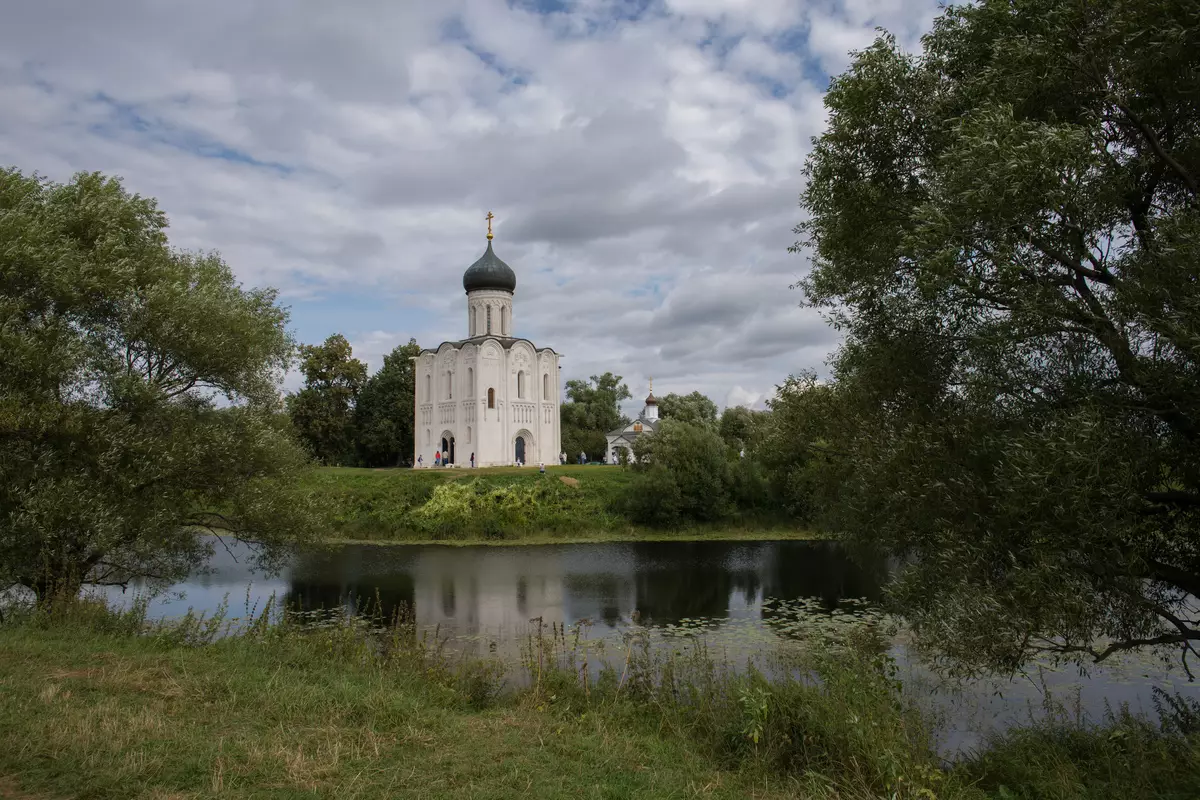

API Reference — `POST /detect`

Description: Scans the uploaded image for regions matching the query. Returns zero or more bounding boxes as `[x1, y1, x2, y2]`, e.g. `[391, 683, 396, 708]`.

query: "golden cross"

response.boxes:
[486, 211, 494, 240]
[649, 377, 653, 393]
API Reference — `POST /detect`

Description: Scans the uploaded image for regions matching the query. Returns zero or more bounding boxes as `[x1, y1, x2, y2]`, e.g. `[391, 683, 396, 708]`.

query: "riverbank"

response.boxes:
[304, 465, 813, 544]
[1, 604, 1197, 799]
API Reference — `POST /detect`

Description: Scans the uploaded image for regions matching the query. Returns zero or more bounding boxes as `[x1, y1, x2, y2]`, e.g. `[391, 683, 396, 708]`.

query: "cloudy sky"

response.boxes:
[1, 0, 940, 413]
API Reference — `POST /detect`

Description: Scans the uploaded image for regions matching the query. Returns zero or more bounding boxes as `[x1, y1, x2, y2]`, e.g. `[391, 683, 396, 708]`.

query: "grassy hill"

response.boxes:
[301, 465, 809, 543]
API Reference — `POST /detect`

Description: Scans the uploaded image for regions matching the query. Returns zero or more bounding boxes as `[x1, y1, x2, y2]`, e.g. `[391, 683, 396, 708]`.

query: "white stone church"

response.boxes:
[412, 217, 562, 467]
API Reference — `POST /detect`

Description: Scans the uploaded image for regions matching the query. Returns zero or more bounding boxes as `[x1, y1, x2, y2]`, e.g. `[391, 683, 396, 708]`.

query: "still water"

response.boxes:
[102, 538, 1198, 755]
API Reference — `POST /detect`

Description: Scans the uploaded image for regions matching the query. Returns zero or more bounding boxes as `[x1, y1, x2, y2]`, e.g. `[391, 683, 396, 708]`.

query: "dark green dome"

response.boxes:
[463, 241, 517, 293]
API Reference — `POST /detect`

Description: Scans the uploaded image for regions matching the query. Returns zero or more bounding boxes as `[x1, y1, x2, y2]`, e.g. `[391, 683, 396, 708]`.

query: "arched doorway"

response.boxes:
[440, 432, 455, 465]
[514, 429, 533, 465]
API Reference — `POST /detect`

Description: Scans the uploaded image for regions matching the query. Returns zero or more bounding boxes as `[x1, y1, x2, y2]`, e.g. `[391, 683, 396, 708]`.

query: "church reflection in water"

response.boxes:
[279, 540, 887, 639]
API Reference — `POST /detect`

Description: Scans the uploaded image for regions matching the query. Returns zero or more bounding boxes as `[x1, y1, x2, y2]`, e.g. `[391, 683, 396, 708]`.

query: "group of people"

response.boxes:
[416, 449, 595, 468]
[417, 451, 477, 469]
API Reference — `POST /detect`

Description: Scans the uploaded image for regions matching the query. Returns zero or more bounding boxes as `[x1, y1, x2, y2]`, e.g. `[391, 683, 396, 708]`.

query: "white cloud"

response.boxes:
[0, 0, 942, 408]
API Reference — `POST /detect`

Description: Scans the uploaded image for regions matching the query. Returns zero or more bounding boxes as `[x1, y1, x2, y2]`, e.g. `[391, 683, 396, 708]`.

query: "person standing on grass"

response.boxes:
[539, 462, 546, 475]
[435, 450, 441, 467]
[417, 454, 423, 469]
[470, 452, 475, 468]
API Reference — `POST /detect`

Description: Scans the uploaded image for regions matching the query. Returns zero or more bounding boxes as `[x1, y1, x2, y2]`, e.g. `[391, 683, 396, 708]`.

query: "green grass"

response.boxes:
[1, 602, 1198, 799]
[303, 465, 814, 544]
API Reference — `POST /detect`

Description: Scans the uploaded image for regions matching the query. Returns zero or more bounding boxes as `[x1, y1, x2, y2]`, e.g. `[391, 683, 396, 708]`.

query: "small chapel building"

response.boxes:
[413, 215, 562, 468]
[605, 383, 659, 464]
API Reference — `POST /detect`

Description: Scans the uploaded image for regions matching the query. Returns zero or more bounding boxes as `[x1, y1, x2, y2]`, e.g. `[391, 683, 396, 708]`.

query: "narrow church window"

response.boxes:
[517, 370, 525, 399]
[502, 306, 509, 336]
[425, 374, 431, 398]
[543, 372, 549, 398]
[467, 426, 472, 443]
[487, 306, 492, 334]
[488, 388, 495, 409]
[467, 367, 473, 395]
[446, 371, 453, 400]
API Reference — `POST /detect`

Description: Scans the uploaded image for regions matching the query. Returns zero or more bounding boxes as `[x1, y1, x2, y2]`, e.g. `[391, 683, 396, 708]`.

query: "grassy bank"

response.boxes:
[2, 603, 1198, 799]
[304, 465, 813, 544]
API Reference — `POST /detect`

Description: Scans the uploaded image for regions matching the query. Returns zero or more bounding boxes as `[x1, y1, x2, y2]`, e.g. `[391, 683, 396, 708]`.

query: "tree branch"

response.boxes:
[1116, 103, 1199, 197]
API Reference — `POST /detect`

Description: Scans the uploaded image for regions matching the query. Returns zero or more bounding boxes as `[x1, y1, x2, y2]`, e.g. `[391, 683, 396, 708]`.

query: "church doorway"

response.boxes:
[514, 436, 525, 465]
[441, 433, 455, 465]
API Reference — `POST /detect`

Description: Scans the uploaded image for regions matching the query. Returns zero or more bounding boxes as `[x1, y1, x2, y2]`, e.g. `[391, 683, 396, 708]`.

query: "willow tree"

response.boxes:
[799, 0, 1200, 675]
[0, 169, 319, 604]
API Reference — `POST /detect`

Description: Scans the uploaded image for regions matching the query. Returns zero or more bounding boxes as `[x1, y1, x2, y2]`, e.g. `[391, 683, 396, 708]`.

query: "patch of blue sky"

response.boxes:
[439, 18, 533, 91]
[768, 28, 840, 90]
[508, 0, 657, 22]
[84, 92, 292, 174]
[289, 290, 438, 348]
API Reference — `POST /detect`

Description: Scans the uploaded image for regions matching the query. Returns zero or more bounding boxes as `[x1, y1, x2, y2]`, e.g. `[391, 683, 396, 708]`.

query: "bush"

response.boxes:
[629, 420, 732, 526]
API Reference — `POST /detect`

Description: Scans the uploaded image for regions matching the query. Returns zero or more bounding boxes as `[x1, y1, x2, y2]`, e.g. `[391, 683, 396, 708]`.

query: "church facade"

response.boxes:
[413, 216, 562, 467]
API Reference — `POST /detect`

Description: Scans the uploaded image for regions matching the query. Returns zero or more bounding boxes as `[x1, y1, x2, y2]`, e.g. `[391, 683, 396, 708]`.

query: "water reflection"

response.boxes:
[270, 540, 884, 636]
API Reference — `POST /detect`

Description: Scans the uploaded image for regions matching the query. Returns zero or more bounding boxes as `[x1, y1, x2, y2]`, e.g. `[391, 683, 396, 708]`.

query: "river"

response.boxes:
[96, 537, 1198, 756]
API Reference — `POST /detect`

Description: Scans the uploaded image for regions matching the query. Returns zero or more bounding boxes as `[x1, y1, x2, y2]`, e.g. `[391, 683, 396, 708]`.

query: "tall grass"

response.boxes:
[4, 596, 1197, 798]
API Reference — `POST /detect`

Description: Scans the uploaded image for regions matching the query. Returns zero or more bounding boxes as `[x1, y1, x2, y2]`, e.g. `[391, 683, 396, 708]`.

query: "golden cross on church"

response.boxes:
[649, 377, 653, 393]
[486, 211, 495, 240]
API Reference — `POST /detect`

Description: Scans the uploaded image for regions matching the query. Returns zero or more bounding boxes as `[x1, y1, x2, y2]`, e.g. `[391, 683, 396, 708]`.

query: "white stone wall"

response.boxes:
[414, 339, 561, 468]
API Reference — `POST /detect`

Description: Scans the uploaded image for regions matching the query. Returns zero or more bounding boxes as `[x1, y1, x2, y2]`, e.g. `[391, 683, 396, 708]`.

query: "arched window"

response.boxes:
[469, 306, 475, 337]
[425, 374, 431, 398]
[543, 372, 549, 399]
[466, 426, 472, 443]
[467, 367, 473, 396]
[488, 387, 495, 409]
[517, 370, 525, 399]
[502, 306, 510, 335]
[446, 371, 452, 400]
[425, 429, 430, 445]
[486, 306, 492, 334]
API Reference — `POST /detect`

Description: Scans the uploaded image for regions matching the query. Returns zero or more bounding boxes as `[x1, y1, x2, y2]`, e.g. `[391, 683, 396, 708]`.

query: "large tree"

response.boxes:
[354, 338, 421, 467]
[560, 371, 631, 460]
[0, 169, 319, 604]
[287, 334, 367, 465]
[800, 0, 1200, 675]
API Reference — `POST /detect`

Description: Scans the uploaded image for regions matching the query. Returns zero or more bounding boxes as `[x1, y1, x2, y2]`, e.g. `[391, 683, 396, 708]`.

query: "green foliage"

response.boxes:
[286, 333, 368, 465]
[799, 0, 1200, 674]
[353, 338, 421, 467]
[0, 168, 320, 604]
[629, 420, 731, 525]
[754, 373, 840, 521]
[560, 371, 631, 460]
[657, 390, 718, 427]
[304, 466, 635, 540]
[718, 404, 765, 452]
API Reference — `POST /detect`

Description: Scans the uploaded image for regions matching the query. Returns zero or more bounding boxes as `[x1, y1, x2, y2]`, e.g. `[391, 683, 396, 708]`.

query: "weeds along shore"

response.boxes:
[1, 596, 1198, 799]
[303, 465, 811, 543]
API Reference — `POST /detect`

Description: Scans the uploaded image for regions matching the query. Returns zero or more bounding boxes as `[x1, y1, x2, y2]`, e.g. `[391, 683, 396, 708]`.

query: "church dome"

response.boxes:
[463, 241, 517, 294]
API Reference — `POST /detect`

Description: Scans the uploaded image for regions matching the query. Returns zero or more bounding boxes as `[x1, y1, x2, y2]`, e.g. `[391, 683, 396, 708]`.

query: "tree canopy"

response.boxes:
[354, 338, 421, 467]
[0, 169, 319, 603]
[799, 0, 1200, 675]
[657, 391, 719, 428]
[287, 334, 367, 465]
[560, 372, 631, 460]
